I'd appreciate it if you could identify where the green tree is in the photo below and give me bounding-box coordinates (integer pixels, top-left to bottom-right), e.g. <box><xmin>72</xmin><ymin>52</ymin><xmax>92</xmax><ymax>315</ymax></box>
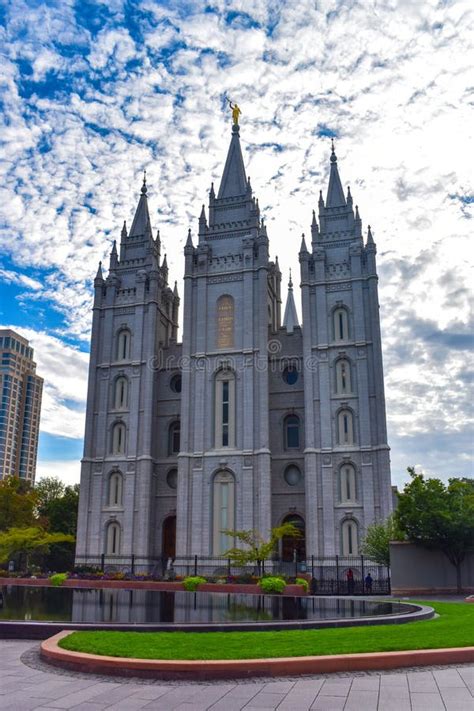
<box><xmin>0</xmin><ymin>527</ymin><xmax>74</xmax><ymax>571</ymax></box>
<box><xmin>223</xmin><ymin>523</ymin><xmax>301</xmax><ymax>575</ymax></box>
<box><xmin>35</xmin><ymin>477</ymin><xmax>80</xmax><ymax>570</ymax></box>
<box><xmin>360</xmin><ymin>514</ymin><xmax>402</xmax><ymax>567</ymax></box>
<box><xmin>395</xmin><ymin>468</ymin><xmax>474</xmax><ymax>592</ymax></box>
<box><xmin>0</xmin><ymin>476</ymin><xmax>37</xmax><ymax>531</ymax></box>
<box><xmin>35</xmin><ymin>476</ymin><xmax>66</xmax><ymax>518</ymax></box>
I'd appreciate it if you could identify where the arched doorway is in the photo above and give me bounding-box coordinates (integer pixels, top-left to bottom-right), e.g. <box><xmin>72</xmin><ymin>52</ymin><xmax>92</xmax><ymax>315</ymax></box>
<box><xmin>281</xmin><ymin>514</ymin><xmax>306</xmax><ymax>562</ymax></box>
<box><xmin>162</xmin><ymin>515</ymin><xmax>176</xmax><ymax>560</ymax></box>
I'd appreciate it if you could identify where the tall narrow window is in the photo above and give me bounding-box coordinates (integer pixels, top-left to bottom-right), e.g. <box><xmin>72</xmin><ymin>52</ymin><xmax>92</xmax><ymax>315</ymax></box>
<box><xmin>109</xmin><ymin>471</ymin><xmax>123</xmax><ymax>507</ymax></box>
<box><xmin>333</xmin><ymin>308</ymin><xmax>349</xmax><ymax>341</ymax></box>
<box><xmin>340</xmin><ymin>464</ymin><xmax>356</xmax><ymax>503</ymax></box>
<box><xmin>117</xmin><ymin>329</ymin><xmax>131</xmax><ymax>360</ymax></box>
<box><xmin>212</xmin><ymin>471</ymin><xmax>235</xmax><ymax>555</ymax></box>
<box><xmin>168</xmin><ymin>420</ymin><xmax>180</xmax><ymax>455</ymax></box>
<box><xmin>284</xmin><ymin>414</ymin><xmax>300</xmax><ymax>449</ymax></box>
<box><xmin>341</xmin><ymin>519</ymin><xmax>358</xmax><ymax>556</ymax></box>
<box><xmin>215</xmin><ymin>370</ymin><xmax>235</xmax><ymax>448</ymax></box>
<box><xmin>336</xmin><ymin>359</ymin><xmax>351</xmax><ymax>394</ymax></box>
<box><xmin>114</xmin><ymin>377</ymin><xmax>128</xmax><ymax>409</ymax></box>
<box><xmin>216</xmin><ymin>295</ymin><xmax>234</xmax><ymax>349</ymax></box>
<box><xmin>112</xmin><ymin>423</ymin><xmax>126</xmax><ymax>454</ymax></box>
<box><xmin>106</xmin><ymin>522</ymin><xmax>121</xmax><ymax>555</ymax></box>
<box><xmin>338</xmin><ymin>409</ymin><xmax>354</xmax><ymax>445</ymax></box>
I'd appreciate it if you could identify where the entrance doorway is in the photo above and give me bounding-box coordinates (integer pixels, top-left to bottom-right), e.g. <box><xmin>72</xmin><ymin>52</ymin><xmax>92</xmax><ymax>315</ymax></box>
<box><xmin>281</xmin><ymin>514</ymin><xmax>306</xmax><ymax>561</ymax></box>
<box><xmin>162</xmin><ymin>515</ymin><xmax>176</xmax><ymax>559</ymax></box>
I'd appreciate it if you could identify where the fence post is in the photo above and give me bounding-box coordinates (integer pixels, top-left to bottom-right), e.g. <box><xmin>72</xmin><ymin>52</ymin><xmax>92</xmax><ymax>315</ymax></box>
<box><xmin>336</xmin><ymin>555</ymin><xmax>340</xmax><ymax>594</ymax></box>
<box><xmin>131</xmin><ymin>554</ymin><xmax>135</xmax><ymax>576</ymax></box>
<box><xmin>361</xmin><ymin>554</ymin><xmax>365</xmax><ymax>594</ymax></box>
<box><xmin>194</xmin><ymin>555</ymin><xmax>198</xmax><ymax>577</ymax></box>
<box><xmin>101</xmin><ymin>553</ymin><xmax>105</xmax><ymax>571</ymax></box>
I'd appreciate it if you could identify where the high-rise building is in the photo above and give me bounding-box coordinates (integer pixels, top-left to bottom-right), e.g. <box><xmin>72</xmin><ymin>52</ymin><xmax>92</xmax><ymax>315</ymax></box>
<box><xmin>76</xmin><ymin>116</ymin><xmax>392</xmax><ymax>564</ymax></box>
<box><xmin>0</xmin><ymin>329</ymin><xmax>43</xmax><ymax>482</ymax></box>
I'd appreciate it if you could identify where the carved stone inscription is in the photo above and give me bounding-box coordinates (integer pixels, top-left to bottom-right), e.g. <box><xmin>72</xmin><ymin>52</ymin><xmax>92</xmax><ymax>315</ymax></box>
<box><xmin>217</xmin><ymin>295</ymin><xmax>234</xmax><ymax>349</ymax></box>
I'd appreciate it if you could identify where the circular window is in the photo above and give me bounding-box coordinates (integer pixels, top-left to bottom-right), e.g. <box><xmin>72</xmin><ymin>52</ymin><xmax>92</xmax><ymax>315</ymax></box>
<box><xmin>282</xmin><ymin>365</ymin><xmax>298</xmax><ymax>385</ymax></box>
<box><xmin>170</xmin><ymin>374</ymin><xmax>182</xmax><ymax>393</ymax></box>
<box><xmin>284</xmin><ymin>465</ymin><xmax>302</xmax><ymax>486</ymax></box>
<box><xmin>166</xmin><ymin>468</ymin><xmax>178</xmax><ymax>489</ymax></box>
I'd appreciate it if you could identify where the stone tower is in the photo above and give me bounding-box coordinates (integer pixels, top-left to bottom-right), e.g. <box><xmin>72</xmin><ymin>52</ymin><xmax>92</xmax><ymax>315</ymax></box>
<box><xmin>76</xmin><ymin>177</ymin><xmax>179</xmax><ymax>562</ymax></box>
<box><xmin>299</xmin><ymin>142</ymin><xmax>392</xmax><ymax>557</ymax></box>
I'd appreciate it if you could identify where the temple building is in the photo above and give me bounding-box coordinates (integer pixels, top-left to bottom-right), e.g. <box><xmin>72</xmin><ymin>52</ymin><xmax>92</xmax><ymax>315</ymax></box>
<box><xmin>76</xmin><ymin>115</ymin><xmax>392</xmax><ymax>565</ymax></box>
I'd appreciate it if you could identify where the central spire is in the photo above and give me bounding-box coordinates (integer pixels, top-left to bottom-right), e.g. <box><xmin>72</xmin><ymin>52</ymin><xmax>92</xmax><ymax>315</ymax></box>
<box><xmin>217</xmin><ymin>117</ymin><xmax>248</xmax><ymax>199</ymax></box>
<box><xmin>326</xmin><ymin>140</ymin><xmax>346</xmax><ymax>208</ymax></box>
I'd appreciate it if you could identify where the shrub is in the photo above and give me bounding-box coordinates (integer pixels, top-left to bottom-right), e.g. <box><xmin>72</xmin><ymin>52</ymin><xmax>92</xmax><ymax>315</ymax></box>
<box><xmin>49</xmin><ymin>573</ymin><xmax>68</xmax><ymax>587</ymax></box>
<box><xmin>295</xmin><ymin>577</ymin><xmax>309</xmax><ymax>592</ymax></box>
<box><xmin>183</xmin><ymin>576</ymin><xmax>207</xmax><ymax>591</ymax></box>
<box><xmin>258</xmin><ymin>576</ymin><xmax>286</xmax><ymax>594</ymax></box>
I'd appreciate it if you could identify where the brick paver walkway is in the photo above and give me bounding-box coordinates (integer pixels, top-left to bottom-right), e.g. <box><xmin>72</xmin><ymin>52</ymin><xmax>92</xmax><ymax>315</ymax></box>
<box><xmin>0</xmin><ymin>640</ymin><xmax>473</xmax><ymax>710</ymax></box>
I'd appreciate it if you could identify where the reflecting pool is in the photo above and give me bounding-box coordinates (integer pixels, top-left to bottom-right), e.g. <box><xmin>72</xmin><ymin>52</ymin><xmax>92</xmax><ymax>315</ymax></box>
<box><xmin>0</xmin><ymin>586</ymin><xmax>418</xmax><ymax>626</ymax></box>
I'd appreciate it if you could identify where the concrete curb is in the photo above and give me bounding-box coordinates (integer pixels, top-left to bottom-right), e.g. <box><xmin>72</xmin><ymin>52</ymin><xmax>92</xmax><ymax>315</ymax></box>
<box><xmin>40</xmin><ymin>631</ymin><xmax>474</xmax><ymax>680</ymax></box>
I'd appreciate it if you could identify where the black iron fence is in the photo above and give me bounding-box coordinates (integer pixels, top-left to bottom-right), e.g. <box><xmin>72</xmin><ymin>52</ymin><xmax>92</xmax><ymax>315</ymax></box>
<box><xmin>74</xmin><ymin>554</ymin><xmax>391</xmax><ymax>595</ymax></box>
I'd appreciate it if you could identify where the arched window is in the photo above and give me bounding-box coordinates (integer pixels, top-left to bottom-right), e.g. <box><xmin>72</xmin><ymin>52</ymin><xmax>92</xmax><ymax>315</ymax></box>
<box><xmin>166</xmin><ymin>468</ymin><xmax>178</xmax><ymax>490</ymax></box>
<box><xmin>335</xmin><ymin>359</ymin><xmax>351</xmax><ymax>394</ymax></box>
<box><xmin>106</xmin><ymin>522</ymin><xmax>121</xmax><ymax>555</ymax></box>
<box><xmin>341</xmin><ymin>519</ymin><xmax>358</xmax><ymax>556</ymax></box>
<box><xmin>116</xmin><ymin>329</ymin><xmax>131</xmax><ymax>360</ymax></box>
<box><xmin>338</xmin><ymin>409</ymin><xmax>354</xmax><ymax>445</ymax></box>
<box><xmin>114</xmin><ymin>377</ymin><xmax>128</xmax><ymax>409</ymax></box>
<box><xmin>281</xmin><ymin>513</ymin><xmax>306</xmax><ymax>561</ymax></box>
<box><xmin>333</xmin><ymin>308</ymin><xmax>349</xmax><ymax>341</ymax></box>
<box><xmin>216</xmin><ymin>295</ymin><xmax>234</xmax><ymax>349</ymax></box>
<box><xmin>284</xmin><ymin>414</ymin><xmax>300</xmax><ymax>449</ymax></box>
<box><xmin>212</xmin><ymin>471</ymin><xmax>235</xmax><ymax>555</ymax></box>
<box><xmin>215</xmin><ymin>369</ymin><xmax>235</xmax><ymax>448</ymax></box>
<box><xmin>168</xmin><ymin>420</ymin><xmax>180</xmax><ymax>455</ymax></box>
<box><xmin>339</xmin><ymin>464</ymin><xmax>357</xmax><ymax>503</ymax></box>
<box><xmin>109</xmin><ymin>471</ymin><xmax>123</xmax><ymax>507</ymax></box>
<box><xmin>111</xmin><ymin>422</ymin><xmax>126</xmax><ymax>454</ymax></box>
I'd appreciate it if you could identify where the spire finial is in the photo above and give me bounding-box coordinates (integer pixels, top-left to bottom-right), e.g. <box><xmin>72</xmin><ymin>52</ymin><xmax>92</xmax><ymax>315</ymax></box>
<box><xmin>330</xmin><ymin>138</ymin><xmax>337</xmax><ymax>163</ymax></box>
<box><xmin>141</xmin><ymin>169</ymin><xmax>147</xmax><ymax>195</ymax></box>
<box><xmin>288</xmin><ymin>268</ymin><xmax>293</xmax><ymax>289</ymax></box>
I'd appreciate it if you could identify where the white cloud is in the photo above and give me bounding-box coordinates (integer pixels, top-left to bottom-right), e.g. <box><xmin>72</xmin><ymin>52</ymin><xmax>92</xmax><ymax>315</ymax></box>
<box><xmin>36</xmin><ymin>459</ymin><xmax>81</xmax><ymax>487</ymax></box>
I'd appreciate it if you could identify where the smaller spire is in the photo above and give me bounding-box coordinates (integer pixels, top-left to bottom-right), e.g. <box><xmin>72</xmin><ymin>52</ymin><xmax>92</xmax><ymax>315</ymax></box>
<box><xmin>199</xmin><ymin>204</ymin><xmax>207</xmax><ymax>222</ymax></box>
<box><xmin>121</xmin><ymin>220</ymin><xmax>127</xmax><ymax>238</ymax></box>
<box><xmin>162</xmin><ymin>253</ymin><xmax>168</xmax><ymax>269</ymax></box>
<box><xmin>210</xmin><ymin>182</ymin><xmax>215</xmax><ymax>199</ymax></box>
<box><xmin>283</xmin><ymin>270</ymin><xmax>300</xmax><ymax>333</ymax></box>
<box><xmin>95</xmin><ymin>261</ymin><xmax>104</xmax><ymax>282</ymax></box>
<box><xmin>173</xmin><ymin>280</ymin><xmax>179</xmax><ymax>297</ymax></box>
<box><xmin>331</xmin><ymin>138</ymin><xmax>336</xmax><ymax>162</ymax></box>
<box><xmin>367</xmin><ymin>224</ymin><xmax>374</xmax><ymax>244</ymax></box>
<box><xmin>299</xmin><ymin>233</ymin><xmax>308</xmax><ymax>253</ymax></box>
<box><xmin>355</xmin><ymin>205</ymin><xmax>361</xmax><ymax>220</ymax></box>
<box><xmin>109</xmin><ymin>240</ymin><xmax>118</xmax><ymax>270</ymax></box>
<box><xmin>185</xmin><ymin>228</ymin><xmax>194</xmax><ymax>249</ymax></box>
<box><xmin>346</xmin><ymin>185</ymin><xmax>353</xmax><ymax>206</ymax></box>
<box><xmin>318</xmin><ymin>190</ymin><xmax>324</xmax><ymax>208</ymax></box>
<box><xmin>141</xmin><ymin>169</ymin><xmax>147</xmax><ymax>195</ymax></box>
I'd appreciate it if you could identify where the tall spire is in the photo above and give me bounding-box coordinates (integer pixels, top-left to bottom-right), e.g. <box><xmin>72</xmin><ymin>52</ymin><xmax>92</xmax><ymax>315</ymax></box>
<box><xmin>217</xmin><ymin>121</ymin><xmax>247</xmax><ymax>199</ymax></box>
<box><xmin>129</xmin><ymin>170</ymin><xmax>153</xmax><ymax>238</ymax></box>
<box><xmin>283</xmin><ymin>269</ymin><xmax>300</xmax><ymax>333</ymax></box>
<box><xmin>326</xmin><ymin>140</ymin><xmax>346</xmax><ymax>208</ymax></box>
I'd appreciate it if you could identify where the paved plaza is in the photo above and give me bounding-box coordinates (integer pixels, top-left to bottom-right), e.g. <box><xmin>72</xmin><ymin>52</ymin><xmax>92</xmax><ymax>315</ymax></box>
<box><xmin>0</xmin><ymin>640</ymin><xmax>473</xmax><ymax>710</ymax></box>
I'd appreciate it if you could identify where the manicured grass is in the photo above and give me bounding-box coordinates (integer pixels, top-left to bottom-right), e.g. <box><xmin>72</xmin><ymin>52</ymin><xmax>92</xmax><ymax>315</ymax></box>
<box><xmin>59</xmin><ymin>602</ymin><xmax>474</xmax><ymax>661</ymax></box>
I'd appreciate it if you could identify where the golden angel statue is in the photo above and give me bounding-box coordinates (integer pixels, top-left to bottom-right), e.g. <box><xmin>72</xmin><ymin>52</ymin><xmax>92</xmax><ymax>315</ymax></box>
<box><xmin>228</xmin><ymin>99</ymin><xmax>241</xmax><ymax>125</ymax></box>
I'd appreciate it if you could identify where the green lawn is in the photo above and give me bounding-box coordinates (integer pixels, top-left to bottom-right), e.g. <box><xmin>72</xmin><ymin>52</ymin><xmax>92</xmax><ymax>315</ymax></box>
<box><xmin>59</xmin><ymin>602</ymin><xmax>474</xmax><ymax>660</ymax></box>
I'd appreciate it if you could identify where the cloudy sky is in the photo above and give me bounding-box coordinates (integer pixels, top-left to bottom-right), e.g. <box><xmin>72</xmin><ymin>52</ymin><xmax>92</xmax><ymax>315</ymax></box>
<box><xmin>1</xmin><ymin>0</ymin><xmax>472</xmax><ymax>488</ymax></box>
